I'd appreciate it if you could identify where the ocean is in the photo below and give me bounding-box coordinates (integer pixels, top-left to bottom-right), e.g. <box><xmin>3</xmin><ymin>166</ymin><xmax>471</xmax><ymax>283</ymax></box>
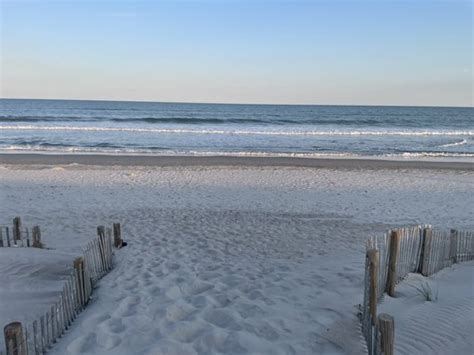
<box><xmin>0</xmin><ymin>99</ymin><xmax>473</xmax><ymax>158</ymax></box>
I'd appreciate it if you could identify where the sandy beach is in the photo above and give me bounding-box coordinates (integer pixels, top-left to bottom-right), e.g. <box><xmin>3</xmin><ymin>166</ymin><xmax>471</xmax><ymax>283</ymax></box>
<box><xmin>1</xmin><ymin>156</ymin><xmax>473</xmax><ymax>354</ymax></box>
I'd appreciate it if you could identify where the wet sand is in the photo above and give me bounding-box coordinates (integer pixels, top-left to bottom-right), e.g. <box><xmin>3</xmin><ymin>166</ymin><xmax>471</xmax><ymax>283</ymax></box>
<box><xmin>0</xmin><ymin>153</ymin><xmax>473</xmax><ymax>170</ymax></box>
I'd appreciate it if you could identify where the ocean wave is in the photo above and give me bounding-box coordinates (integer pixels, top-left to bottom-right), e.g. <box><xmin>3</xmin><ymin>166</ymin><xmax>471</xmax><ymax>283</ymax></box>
<box><xmin>439</xmin><ymin>139</ymin><xmax>468</xmax><ymax>147</ymax></box>
<box><xmin>1</xmin><ymin>145</ymin><xmax>474</xmax><ymax>159</ymax></box>
<box><xmin>398</xmin><ymin>152</ymin><xmax>474</xmax><ymax>158</ymax></box>
<box><xmin>185</xmin><ymin>151</ymin><xmax>474</xmax><ymax>158</ymax></box>
<box><xmin>1</xmin><ymin>125</ymin><xmax>473</xmax><ymax>136</ymax></box>
<box><xmin>0</xmin><ymin>116</ymin><xmax>93</xmax><ymax>122</ymax></box>
<box><xmin>4</xmin><ymin>141</ymin><xmax>171</xmax><ymax>151</ymax></box>
<box><xmin>0</xmin><ymin>115</ymin><xmax>468</xmax><ymax>127</ymax></box>
<box><xmin>0</xmin><ymin>115</ymin><xmax>425</xmax><ymax>126</ymax></box>
<box><xmin>0</xmin><ymin>116</ymin><xmax>272</xmax><ymax>125</ymax></box>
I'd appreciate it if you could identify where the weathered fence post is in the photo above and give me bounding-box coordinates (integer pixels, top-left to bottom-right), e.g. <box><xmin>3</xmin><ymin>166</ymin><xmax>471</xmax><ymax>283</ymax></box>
<box><xmin>74</xmin><ymin>257</ymin><xmax>85</xmax><ymax>308</ymax></box>
<box><xmin>4</xmin><ymin>321</ymin><xmax>26</xmax><ymax>355</ymax></box>
<box><xmin>40</xmin><ymin>315</ymin><xmax>45</xmax><ymax>353</ymax></box>
<box><xmin>421</xmin><ymin>227</ymin><xmax>433</xmax><ymax>276</ymax></box>
<box><xmin>45</xmin><ymin>311</ymin><xmax>50</xmax><ymax>349</ymax></box>
<box><xmin>385</xmin><ymin>230</ymin><xmax>401</xmax><ymax>297</ymax></box>
<box><xmin>367</xmin><ymin>249</ymin><xmax>379</xmax><ymax>325</ymax></box>
<box><xmin>32</xmin><ymin>226</ymin><xmax>42</xmax><ymax>248</ymax></box>
<box><xmin>450</xmin><ymin>229</ymin><xmax>458</xmax><ymax>264</ymax></box>
<box><xmin>378</xmin><ymin>313</ymin><xmax>394</xmax><ymax>355</ymax></box>
<box><xmin>50</xmin><ymin>305</ymin><xmax>56</xmax><ymax>343</ymax></box>
<box><xmin>58</xmin><ymin>294</ymin><xmax>65</xmax><ymax>335</ymax></box>
<box><xmin>97</xmin><ymin>226</ymin><xmax>106</xmax><ymax>271</ymax></box>
<box><xmin>6</xmin><ymin>227</ymin><xmax>11</xmax><ymax>247</ymax></box>
<box><xmin>32</xmin><ymin>320</ymin><xmax>39</xmax><ymax>355</ymax></box>
<box><xmin>113</xmin><ymin>223</ymin><xmax>122</xmax><ymax>248</ymax></box>
<box><xmin>13</xmin><ymin>217</ymin><xmax>21</xmax><ymax>242</ymax></box>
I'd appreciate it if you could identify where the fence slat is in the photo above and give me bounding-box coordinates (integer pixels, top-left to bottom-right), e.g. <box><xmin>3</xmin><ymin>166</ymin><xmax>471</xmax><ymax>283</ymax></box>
<box><xmin>24</xmin><ymin>325</ymin><xmax>29</xmax><ymax>355</ymax></box>
<box><xmin>378</xmin><ymin>313</ymin><xmax>394</xmax><ymax>355</ymax></box>
<box><xmin>13</xmin><ymin>217</ymin><xmax>21</xmax><ymax>242</ymax></box>
<box><xmin>32</xmin><ymin>226</ymin><xmax>42</xmax><ymax>249</ymax></box>
<box><xmin>32</xmin><ymin>320</ymin><xmax>39</xmax><ymax>355</ymax></box>
<box><xmin>51</xmin><ymin>305</ymin><xmax>56</xmax><ymax>343</ymax></box>
<box><xmin>39</xmin><ymin>315</ymin><xmax>45</xmax><ymax>354</ymax></box>
<box><xmin>113</xmin><ymin>223</ymin><xmax>122</xmax><ymax>248</ymax></box>
<box><xmin>421</xmin><ymin>227</ymin><xmax>432</xmax><ymax>276</ymax></box>
<box><xmin>4</xmin><ymin>322</ymin><xmax>26</xmax><ymax>355</ymax></box>
<box><xmin>69</xmin><ymin>274</ymin><xmax>77</xmax><ymax>319</ymax></box>
<box><xmin>65</xmin><ymin>281</ymin><xmax>72</xmax><ymax>326</ymax></box>
<box><xmin>6</xmin><ymin>228</ymin><xmax>11</xmax><ymax>247</ymax></box>
<box><xmin>386</xmin><ymin>230</ymin><xmax>400</xmax><ymax>297</ymax></box>
<box><xmin>58</xmin><ymin>294</ymin><xmax>65</xmax><ymax>336</ymax></box>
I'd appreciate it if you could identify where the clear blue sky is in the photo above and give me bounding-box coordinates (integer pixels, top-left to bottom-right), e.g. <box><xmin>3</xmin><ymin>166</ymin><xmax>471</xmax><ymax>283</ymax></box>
<box><xmin>0</xmin><ymin>0</ymin><xmax>472</xmax><ymax>106</ymax></box>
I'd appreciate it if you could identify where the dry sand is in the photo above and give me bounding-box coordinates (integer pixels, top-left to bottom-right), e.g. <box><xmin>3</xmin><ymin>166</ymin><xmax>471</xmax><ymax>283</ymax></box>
<box><xmin>0</xmin><ymin>158</ymin><xmax>473</xmax><ymax>354</ymax></box>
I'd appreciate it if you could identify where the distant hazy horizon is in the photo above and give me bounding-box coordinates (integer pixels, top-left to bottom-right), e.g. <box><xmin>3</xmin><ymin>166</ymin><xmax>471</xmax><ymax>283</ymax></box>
<box><xmin>0</xmin><ymin>97</ymin><xmax>472</xmax><ymax>109</ymax></box>
<box><xmin>1</xmin><ymin>0</ymin><xmax>472</xmax><ymax>107</ymax></box>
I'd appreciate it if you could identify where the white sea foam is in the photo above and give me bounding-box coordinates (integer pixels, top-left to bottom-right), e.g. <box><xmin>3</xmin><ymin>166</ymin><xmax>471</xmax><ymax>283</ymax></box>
<box><xmin>399</xmin><ymin>152</ymin><xmax>474</xmax><ymax>158</ymax></box>
<box><xmin>1</xmin><ymin>124</ymin><xmax>473</xmax><ymax>136</ymax></box>
<box><xmin>2</xmin><ymin>145</ymin><xmax>474</xmax><ymax>159</ymax></box>
<box><xmin>0</xmin><ymin>145</ymin><xmax>354</xmax><ymax>156</ymax></box>
<box><xmin>439</xmin><ymin>139</ymin><xmax>468</xmax><ymax>147</ymax></box>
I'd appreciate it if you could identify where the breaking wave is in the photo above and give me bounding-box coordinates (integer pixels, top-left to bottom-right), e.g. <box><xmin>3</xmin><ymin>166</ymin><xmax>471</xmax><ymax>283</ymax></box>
<box><xmin>1</xmin><ymin>125</ymin><xmax>473</xmax><ymax>137</ymax></box>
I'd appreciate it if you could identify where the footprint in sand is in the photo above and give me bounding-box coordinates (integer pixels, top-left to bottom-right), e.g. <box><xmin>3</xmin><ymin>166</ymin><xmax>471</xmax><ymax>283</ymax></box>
<box><xmin>113</xmin><ymin>295</ymin><xmax>141</xmax><ymax>317</ymax></box>
<box><xmin>189</xmin><ymin>295</ymin><xmax>208</xmax><ymax>308</ymax></box>
<box><xmin>243</xmin><ymin>321</ymin><xmax>280</xmax><ymax>341</ymax></box>
<box><xmin>123</xmin><ymin>280</ymin><xmax>139</xmax><ymax>291</ymax></box>
<box><xmin>146</xmin><ymin>285</ymin><xmax>162</xmax><ymax>296</ymax></box>
<box><xmin>169</xmin><ymin>320</ymin><xmax>208</xmax><ymax>343</ymax></box>
<box><xmin>166</xmin><ymin>301</ymin><xmax>196</xmax><ymax>322</ymax></box>
<box><xmin>142</xmin><ymin>271</ymin><xmax>153</xmax><ymax>280</ymax></box>
<box><xmin>80</xmin><ymin>313</ymin><xmax>110</xmax><ymax>330</ymax></box>
<box><xmin>203</xmin><ymin>309</ymin><xmax>242</xmax><ymax>331</ymax></box>
<box><xmin>143</xmin><ymin>340</ymin><xmax>198</xmax><ymax>355</ymax></box>
<box><xmin>96</xmin><ymin>332</ymin><xmax>121</xmax><ymax>350</ymax></box>
<box><xmin>184</xmin><ymin>281</ymin><xmax>214</xmax><ymax>296</ymax></box>
<box><xmin>66</xmin><ymin>332</ymin><xmax>97</xmax><ymax>353</ymax></box>
<box><xmin>246</xmin><ymin>289</ymin><xmax>264</xmax><ymax>301</ymax></box>
<box><xmin>235</xmin><ymin>303</ymin><xmax>265</xmax><ymax>319</ymax></box>
<box><xmin>221</xmin><ymin>275</ymin><xmax>246</xmax><ymax>288</ymax></box>
<box><xmin>99</xmin><ymin>317</ymin><xmax>126</xmax><ymax>334</ymax></box>
<box><xmin>165</xmin><ymin>285</ymin><xmax>182</xmax><ymax>299</ymax></box>
<box><xmin>166</xmin><ymin>262</ymin><xmax>181</xmax><ymax>271</ymax></box>
<box><xmin>209</xmin><ymin>293</ymin><xmax>232</xmax><ymax>308</ymax></box>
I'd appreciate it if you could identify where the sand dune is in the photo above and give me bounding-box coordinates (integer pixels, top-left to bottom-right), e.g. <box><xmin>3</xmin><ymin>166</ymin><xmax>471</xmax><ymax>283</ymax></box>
<box><xmin>379</xmin><ymin>262</ymin><xmax>474</xmax><ymax>355</ymax></box>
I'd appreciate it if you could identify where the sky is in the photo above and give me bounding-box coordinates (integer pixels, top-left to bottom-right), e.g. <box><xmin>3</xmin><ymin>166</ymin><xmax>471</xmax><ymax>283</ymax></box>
<box><xmin>0</xmin><ymin>0</ymin><xmax>472</xmax><ymax>106</ymax></box>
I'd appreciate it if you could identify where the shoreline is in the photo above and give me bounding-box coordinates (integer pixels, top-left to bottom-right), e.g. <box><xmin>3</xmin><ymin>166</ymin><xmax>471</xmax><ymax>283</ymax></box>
<box><xmin>0</xmin><ymin>153</ymin><xmax>473</xmax><ymax>170</ymax></box>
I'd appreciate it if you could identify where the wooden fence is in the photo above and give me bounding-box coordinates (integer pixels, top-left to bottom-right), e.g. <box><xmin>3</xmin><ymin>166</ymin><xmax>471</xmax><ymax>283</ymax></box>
<box><xmin>1</xmin><ymin>224</ymin><xmax>122</xmax><ymax>355</ymax></box>
<box><xmin>0</xmin><ymin>217</ymin><xmax>43</xmax><ymax>249</ymax></box>
<box><xmin>361</xmin><ymin>225</ymin><xmax>474</xmax><ymax>355</ymax></box>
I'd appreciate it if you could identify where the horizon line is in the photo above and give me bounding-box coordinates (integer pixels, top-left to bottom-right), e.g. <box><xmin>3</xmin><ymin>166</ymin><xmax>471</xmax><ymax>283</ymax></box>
<box><xmin>0</xmin><ymin>96</ymin><xmax>472</xmax><ymax>109</ymax></box>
